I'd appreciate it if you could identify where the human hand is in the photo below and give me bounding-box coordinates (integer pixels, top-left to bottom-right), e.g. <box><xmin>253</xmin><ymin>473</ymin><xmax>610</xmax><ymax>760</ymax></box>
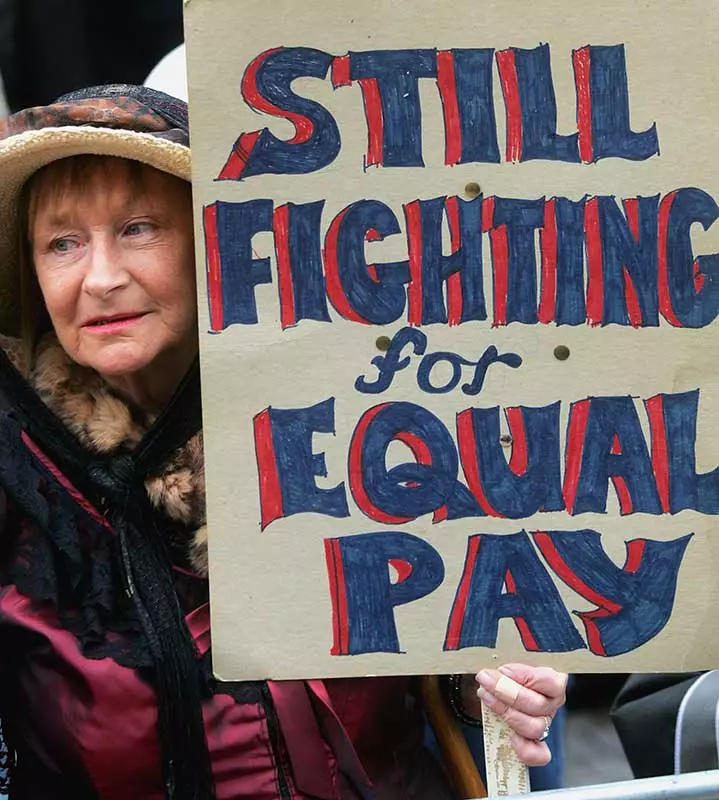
<box><xmin>462</xmin><ymin>664</ymin><xmax>568</xmax><ymax>766</ymax></box>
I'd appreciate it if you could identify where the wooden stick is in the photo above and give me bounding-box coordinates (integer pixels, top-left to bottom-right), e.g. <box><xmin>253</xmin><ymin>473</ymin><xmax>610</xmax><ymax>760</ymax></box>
<box><xmin>420</xmin><ymin>675</ymin><xmax>488</xmax><ymax>799</ymax></box>
<box><xmin>481</xmin><ymin>702</ymin><xmax>530</xmax><ymax>797</ymax></box>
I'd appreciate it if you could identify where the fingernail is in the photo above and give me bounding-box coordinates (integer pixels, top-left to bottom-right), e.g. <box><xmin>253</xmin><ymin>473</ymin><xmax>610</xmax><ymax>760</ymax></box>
<box><xmin>477</xmin><ymin>687</ymin><xmax>494</xmax><ymax>707</ymax></box>
<box><xmin>498</xmin><ymin>665</ymin><xmax>515</xmax><ymax>677</ymax></box>
<box><xmin>477</xmin><ymin>669</ymin><xmax>493</xmax><ymax>687</ymax></box>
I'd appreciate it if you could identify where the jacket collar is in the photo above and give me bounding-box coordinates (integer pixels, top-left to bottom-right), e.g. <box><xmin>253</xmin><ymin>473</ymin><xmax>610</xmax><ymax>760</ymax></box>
<box><xmin>0</xmin><ymin>332</ymin><xmax>209</xmax><ymax>576</ymax></box>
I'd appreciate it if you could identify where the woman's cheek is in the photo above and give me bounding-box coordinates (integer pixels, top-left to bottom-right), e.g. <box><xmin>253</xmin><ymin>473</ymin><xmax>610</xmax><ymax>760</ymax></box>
<box><xmin>43</xmin><ymin>275</ymin><xmax>80</xmax><ymax>331</ymax></box>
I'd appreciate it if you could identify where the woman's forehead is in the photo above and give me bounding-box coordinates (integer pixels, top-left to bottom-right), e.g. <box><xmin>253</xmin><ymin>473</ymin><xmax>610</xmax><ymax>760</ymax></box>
<box><xmin>31</xmin><ymin>155</ymin><xmax>148</xmax><ymax>194</ymax></box>
<box><xmin>27</xmin><ymin>156</ymin><xmax>187</xmax><ymax>227</ymax></box>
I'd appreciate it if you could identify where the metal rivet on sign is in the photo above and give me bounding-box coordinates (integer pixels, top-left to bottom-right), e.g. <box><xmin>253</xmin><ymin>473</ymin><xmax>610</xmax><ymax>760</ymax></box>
<box><xmin>553</xmin><ymin>345</ymin><xmax>570</xmax><ymax>361</ymax></box>
<box><xmin>464</xmin><ymin>181</ymin><xmax>481</xmax><ymax>198</ymax></box>
<box><xmin>500</xmin><ymin>434</ymin><xmax>513</xmax><ymax>447</ymax></box>
<box><xmin>376</xmin><ymin>335</ymin><xmax>392</xmax><ymax>352</ymax></box>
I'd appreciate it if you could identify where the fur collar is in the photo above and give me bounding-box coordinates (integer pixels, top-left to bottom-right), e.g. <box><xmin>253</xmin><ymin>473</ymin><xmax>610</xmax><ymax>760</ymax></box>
<box><xmin>0</xmin><ymin>332</ymin><xmax>208</xmax><ymax>576</ymax></box>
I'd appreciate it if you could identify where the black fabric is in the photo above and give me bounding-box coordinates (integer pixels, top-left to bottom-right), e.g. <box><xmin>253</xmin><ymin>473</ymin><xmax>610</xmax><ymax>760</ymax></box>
<box><xmin>0</xmin><ymin>465</ymin><xmax>8</xmax><ymax>793</ymax></box>
<box><xmin>0</xmin><ymin>0</ymin><xmax>184</xmax><ymax>112</ymax></box>
<box><xmin>0</xmin><ymin>413</ymin><xmax>151</xmax><ymax>668</ymax></box>
<box><xmin>610</xmin><ymin>673</ymin><xmax>704</xmax><ymax>778</ymax></box>
<box><xmin>0</xmin><ymin>349</ymin><xmax>149</xmax><ymax>666</ymax></box>
<box><xmin>0</xmin><ymin>716</ymin><xmax>10</xmax><ymax>793</ymax></box>
<box><xmin>0</xmin><ymin>701</ymin><xmax>100</xmax><ymax>800</ymax></box>
<box><xmin>0</xmin><ymin>348</ymin><xmax>215</xmax><ymax>800</ymax></box>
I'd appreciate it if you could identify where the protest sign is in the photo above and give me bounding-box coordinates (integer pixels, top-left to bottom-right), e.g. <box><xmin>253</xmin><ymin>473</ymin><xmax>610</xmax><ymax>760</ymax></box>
<box><xmin>184</xmin><ymin>0</ymin><xmax>719</xmax><ymax>680</ymax></box>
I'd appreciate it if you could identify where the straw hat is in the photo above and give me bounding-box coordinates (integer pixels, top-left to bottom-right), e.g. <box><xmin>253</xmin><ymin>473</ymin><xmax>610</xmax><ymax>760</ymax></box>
<box><xmin>0</xmin><ymin>84</ymin><xmax>191</xmax><ymax>336</ymax></box>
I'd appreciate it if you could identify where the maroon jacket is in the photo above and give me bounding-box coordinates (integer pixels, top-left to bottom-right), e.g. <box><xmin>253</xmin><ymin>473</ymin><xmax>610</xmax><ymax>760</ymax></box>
<box><xmin>0</xmin><ymin>338</ymin><xmax>453</xmax><ymax>800</ymax></box>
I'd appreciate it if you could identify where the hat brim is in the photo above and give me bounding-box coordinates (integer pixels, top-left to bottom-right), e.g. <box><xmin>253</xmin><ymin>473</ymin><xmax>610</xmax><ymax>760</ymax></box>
<box><xmin>0</xmin><ymin>126</ymin><xmax>191</xmax><ymax>336</ymax></box>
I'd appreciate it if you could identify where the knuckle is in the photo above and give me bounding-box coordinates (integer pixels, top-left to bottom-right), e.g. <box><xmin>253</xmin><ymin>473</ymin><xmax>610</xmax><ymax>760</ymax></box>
<box><xmin>540</xmin><ymin>667</ymin><xmax>567</xmax><ymax>698</ymax></box>
<box><xmin>526</xmin><ymin>695</ymin><xmax>552</xmax><ymax>718</ymax></box>
<box><xmin>515</xmin><ymin>742</ymin><xmax>537</xmax><ymax>766</ymax></box>
<box><xmin>540</xmin><ymin>698</ymin><xmax>556</xmax><ymax>716</ymax></box>
<box><xmin>507</xmin><ymin>711</ymin><xmax>540</xmax><ymax>740</ymax></box>
<box><xmin>553</xmin><ymin>672</ymin><xmax>569</xmax><ymax>697</ymax></box>
<box><xmin>522</xmin><ymin>744</ymin><xmax>551</xmax><ymax>768</ymax></box>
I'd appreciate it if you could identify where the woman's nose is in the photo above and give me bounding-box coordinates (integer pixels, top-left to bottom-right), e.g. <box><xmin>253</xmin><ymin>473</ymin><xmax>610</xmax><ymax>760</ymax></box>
<box><xmin>82</xmin><ymin>236</ymin><xmax>131</xmax><ymax>297</ymax></box>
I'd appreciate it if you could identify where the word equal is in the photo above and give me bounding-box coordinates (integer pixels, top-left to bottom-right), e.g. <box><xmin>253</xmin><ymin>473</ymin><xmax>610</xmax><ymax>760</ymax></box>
<box><xmin>253</xmin><ymin>389</ymin><xmax>716</xmax><ymax>528</ymax></box>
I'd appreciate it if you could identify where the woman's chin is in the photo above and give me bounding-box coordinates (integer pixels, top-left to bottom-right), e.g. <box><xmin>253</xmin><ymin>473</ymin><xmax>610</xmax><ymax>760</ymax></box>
<box><xmin>75</xmin><ymin>342</ymin><xmax>157</xmax><ymax>378</ymax></box>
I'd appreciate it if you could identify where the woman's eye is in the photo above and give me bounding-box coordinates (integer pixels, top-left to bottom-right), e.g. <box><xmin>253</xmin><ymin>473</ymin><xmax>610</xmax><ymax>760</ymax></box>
<box><xmin>124</xmin><ymin>221</ymin><xmax>154</xmax><ymax>237</ymax></box>
<box><xmin>50</xmin><ymin>237</ymin><xmax>79</xmax><ymax>254</ymax></box>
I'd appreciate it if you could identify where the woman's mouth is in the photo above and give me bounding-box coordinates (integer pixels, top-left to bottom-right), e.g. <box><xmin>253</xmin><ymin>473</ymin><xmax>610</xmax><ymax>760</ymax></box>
<box><xmin>83</xmin><ymin>313</ymin><xmax>148</xmax><ymax>333</ymax></box>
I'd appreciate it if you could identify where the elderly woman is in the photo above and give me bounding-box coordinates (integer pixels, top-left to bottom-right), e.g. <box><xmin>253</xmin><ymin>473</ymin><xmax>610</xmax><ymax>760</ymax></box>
<box><xmin>0</xmin><ymin>84</ymin><xmax>567</xmax><ymax>800</ymax></box>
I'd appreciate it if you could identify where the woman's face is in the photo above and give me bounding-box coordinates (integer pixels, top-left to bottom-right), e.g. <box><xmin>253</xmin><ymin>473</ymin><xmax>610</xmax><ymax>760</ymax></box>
<box><xmin>30</xmin><ymin>160</ymin><xmax>198</xmax><ymax>386</ymax></box>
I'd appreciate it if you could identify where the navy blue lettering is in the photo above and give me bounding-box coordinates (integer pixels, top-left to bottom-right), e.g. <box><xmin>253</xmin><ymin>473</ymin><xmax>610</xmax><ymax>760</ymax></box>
<box><xmin>410</xmin><ymin>196</ymin><xmax>486</xmax><ymax>325</ymax></box>
<box><xmin>325</xmin><ymin>200</ymin><xmax>410</xmax><ymax>324</ymax></box>
<box><xmin>493</xmin><ymin>198</ymin><xmax>545</xmax><ymax>323</ymax></box>
<box><xmin>350</xmin><ymin>50</ymin><xmax>437</xmax><ymax>167</ymax></box>
<box><xmin>554</xmin><ymin>197</ymin><xmax>587</xmax><ymax>325</ymax></box>
<box><xmin>535</xmin><ymin>530</ymin><xmax>692</xmax><ymax>656</ymax></box>
<box><xmin>275</xmin><ymin>201</ymin><xmax>331</xmax><ymax>326</ymax></box>
<box><xmin>451</xmin><ymin>49</ymin><xmax>500</xmax><ymax>164</ymax></box>
<box><xmin>588</xmin><ymin>44</ymin><xmax>659</xmax><ymax>161</ymax></box>
<box><xmin>463</xmin><ymin>404</ymin><xmax>565</xmax><ymax>517</ymax></box>
<box><xmin>599</xmin><ymin>195</ymin><xmax>660</xmax><ymax>326</ymax></box>
<box><xmin>266</xmin><ymin>399</ymin><xmax>349</xmax><ymax>519</ymax></box>
<box><xmin>662</xmin><ymin>188</ymin><xmax>719</xmax><ymax>328</ymax></box>
<box><xmin>573</xmin><ymin>396</ymin><xmax>663</xmax><ymax>515</ymax></box>
<box><xmin>219</xmin><ymin>47</ymin><xmax>340</xmax><ymax>180</ymax></box>
<box><xmin>350</xmin><ymin>402</ymin><xmax>457</xmax><ymax>522</ymax></box>
<box><xmin>355</xmin><ymin>327</ymin><xmax>427</xmax><ymax>394</ymax></box>
<box><xmin>514</xmin><ymin>45</ymin><xmax>580</xmax><ymax>163</ymax></box>
<box><xmin>445</xmin><ymin>532</ymin><xmax>585</xmax><ymax>652</ymax></box>
<box><xmin>326</xmin><ymin>531</ymin><xmax>445</xmax><ymax>654</ymax></box>
<box><xmin>209</xmin><ymin>199</ymin><xmax>273</xmax><ymax>326</ymax></box>
<box><xmin>657</xmin><ymin>391</ymin><xmax>719</xmax><ymax>514</ymax></box>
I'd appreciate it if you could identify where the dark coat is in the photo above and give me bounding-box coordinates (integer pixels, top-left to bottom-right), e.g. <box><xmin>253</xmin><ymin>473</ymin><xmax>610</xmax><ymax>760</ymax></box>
<box><xmin>611</xmin><ymin>672</ymin><xmax>719</xmax><ymax>778</ymax></box>
<box><xmin>0</xmin><ymin>0</ymin><xmax>183</xmax><ymax>111</ymax></box>
<box><xmin>0</xmin><ymin>334</ymin><xmax>452</xmax><ymax>799</ymax></box>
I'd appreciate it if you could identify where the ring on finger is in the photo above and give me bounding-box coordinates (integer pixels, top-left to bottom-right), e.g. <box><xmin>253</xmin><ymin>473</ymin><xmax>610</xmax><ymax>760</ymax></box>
<box><xmin>537</xmin><ymin>716</ymin><xmax>552</xmax><ymax>742</ymax></box>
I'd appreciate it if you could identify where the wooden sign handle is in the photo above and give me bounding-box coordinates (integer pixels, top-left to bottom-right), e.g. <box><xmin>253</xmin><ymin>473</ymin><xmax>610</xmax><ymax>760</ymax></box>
<box><xmin>420</xmin><ymin>675</ymin><xmax>488</xmax><ymax>799</ymax></box>
<box><xmin>481</xmin><ymin>702</ymin><xmax>530</xmax><ymax>797</ymax></box>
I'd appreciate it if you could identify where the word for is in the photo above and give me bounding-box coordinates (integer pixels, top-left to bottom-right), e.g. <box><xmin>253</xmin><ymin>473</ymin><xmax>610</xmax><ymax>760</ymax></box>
<box><xmin>355</xmin><ymin>327</ymin><xmax>522</xmax><ymax>395</ymax></box>
<box><xmin>253</xmin><ymin>389</ymin><xmax>718</xmax><ymax>530</ymax></box>
<box><xmin>203</xmin><ymin>189</ymin><xmax>719</xmax><ymax>332</ymax></box>
<box><xmin>324</xmin><ymin>529</ymin><xmax>691</xmax><ymax>657</ymax></box>
<box><xmin>218</xmin><ymin>43</ymin><xmax>658</xmax><ymax>178</ymax></box>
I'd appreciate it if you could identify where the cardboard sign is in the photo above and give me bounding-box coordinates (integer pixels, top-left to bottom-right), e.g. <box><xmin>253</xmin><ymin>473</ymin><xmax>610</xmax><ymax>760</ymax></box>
<box><xmin>184</xmin><ymin>0</ymin><xmax>719</xmax><ymax>680</ymax></box>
